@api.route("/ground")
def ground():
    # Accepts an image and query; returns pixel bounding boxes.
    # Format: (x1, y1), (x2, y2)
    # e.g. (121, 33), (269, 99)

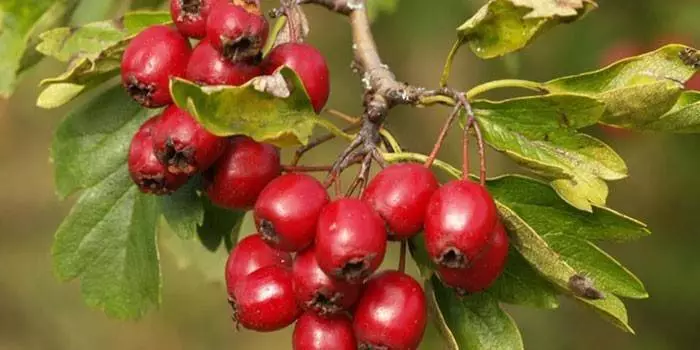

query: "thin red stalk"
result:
(398, 241), (407, 273)
(282, 165), (334, 172)
(425, 104), (461, 168)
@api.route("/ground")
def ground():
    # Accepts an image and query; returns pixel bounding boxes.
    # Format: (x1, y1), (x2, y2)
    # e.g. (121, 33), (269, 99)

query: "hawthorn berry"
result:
(121, 25), (191, 108)
(293, 312), (357, 350)
(263, 43), (330, 114)
(206, 1), (268, 62)
(424, 180), (498, 269)
(292, 247), (360, 316)
(225, 234), (292, 296)
(353, 271), (427, 350)
(315, 198), (387, 283)
(186, 39), (262, 86)
(254, 173), (329, 252)
(151, 105), (227, 175)
(170, 0), (221, 39)
(128, 116), (188, 195)
(362, 163), (439, 240)
(206, 136), (281, 210)
(437, 222), (509, 294)
(230, 265), (300, 332)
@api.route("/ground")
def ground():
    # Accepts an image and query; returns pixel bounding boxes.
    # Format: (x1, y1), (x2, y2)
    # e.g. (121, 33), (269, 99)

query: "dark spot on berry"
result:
(221, 35), (261, 62)
(180, 0), (202, 14)
(124, 75), (156, 108)
(337, 256), (372, 282)
(359, 343), (389, 350)
(438, 247), (467, 268)
(158, 137), (197, 174)
(308, 291), (343, 315)
(258, 219), (281, 244)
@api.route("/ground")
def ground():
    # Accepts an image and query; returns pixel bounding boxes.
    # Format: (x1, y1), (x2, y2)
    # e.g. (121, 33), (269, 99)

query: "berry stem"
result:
(282, 165), (334, 172)
(292, 123), (360, 166)
(424, 103), (461, 168)
(398, 240), (407, 273)
(327, 109), (360, 124)
(462, 117), (470, 180)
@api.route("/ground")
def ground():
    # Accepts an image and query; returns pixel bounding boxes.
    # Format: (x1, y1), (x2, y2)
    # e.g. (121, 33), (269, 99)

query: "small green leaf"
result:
(170, 67), (322, 147)
(489, 249), (560, 309)
(198, 197), (246, 252)
(644, 91), (700, 132)
(428, 276), (524, 350)
(160, 177), (204, 240)
(52, 165), (161, 319)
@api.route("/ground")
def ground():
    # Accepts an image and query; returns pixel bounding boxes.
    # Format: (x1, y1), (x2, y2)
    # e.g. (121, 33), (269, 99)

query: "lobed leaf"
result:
(644, 91), (700, 133)
(160, 178), (205, 240)
(197, 197), (246, 252)
(489, 249), (560, 309)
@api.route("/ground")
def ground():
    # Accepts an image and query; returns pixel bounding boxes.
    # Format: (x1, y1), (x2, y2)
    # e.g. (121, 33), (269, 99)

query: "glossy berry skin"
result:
(353, 271), (427, 350)
(128, 116), (188, 195)
(206, 136), (281, 210)
(315, 199), (387, 283)
(170, 0), (221, 39)
(424, 180), (498, 269)
(254, 173), (329, 252)
(292, 247), (361, 315)
(206, 2), (268, 62)
(186, 39), (262, 86)
(438, 222), (509, 294)
(231, 265), (300, 332)
(225, 234), (292, 296)
(121, 25), (191, 108)
(263, 43), (330, 114)
(362, 163), (439, 240)
(151, 105), (226, 175)
(293, 312), (357, 350)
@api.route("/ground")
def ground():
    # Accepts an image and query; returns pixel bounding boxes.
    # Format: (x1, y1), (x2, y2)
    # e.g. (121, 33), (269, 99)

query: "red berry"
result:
(254, 173), (329, 252)
(186, 39), (262, 86)
(424, 180), (498, 269)
(225, 234), (293, 296)
(230, 265), (300, 332)
(353, 271), (427, 350)
(151, 105), (226, 175)
(206, 136), (281, 210)
(128, 116), (188, 194)
(315, 199), (387, 283)
(121, 25), (191, 108)
(292, 247), (361, 315)
(293, 312), (357, 350)
(206, 2), (268, 62)
(263, 43), (330, 114)
(437, 222), (509, 294)
(170, 0), (221, 38)
(362, 163), (439, 240)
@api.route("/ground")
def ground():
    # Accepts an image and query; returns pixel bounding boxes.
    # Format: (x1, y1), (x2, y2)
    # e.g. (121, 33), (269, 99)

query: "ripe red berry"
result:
(353, 271), (427, 350)
(206, 2), (268, 62)
(128, 116), (188, 195)
(437, 222), (509, 294)
(225, 234), (293, 296)
(230, 265), (300, 332)
(362, 163), (439, 240)
(121, 25), (191, 108)
(293, 312), (357, 350)
(315, 198), (387, 283)
(151, 105), (226, 175)
(424, 180), (498, 269)
(170, 0), (221, 38)
(292, 247), (361, 315)
(186, 39), (262, 86)
(254, 173), (329, 252)
(206, 136), (281, 210)
(263, 43), (330, 114)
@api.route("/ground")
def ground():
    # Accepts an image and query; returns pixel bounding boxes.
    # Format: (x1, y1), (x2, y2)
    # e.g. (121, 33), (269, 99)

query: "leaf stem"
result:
(440, 40), (463, 88)
(466, 79), (547, 99)
(382, 152), (462, 179)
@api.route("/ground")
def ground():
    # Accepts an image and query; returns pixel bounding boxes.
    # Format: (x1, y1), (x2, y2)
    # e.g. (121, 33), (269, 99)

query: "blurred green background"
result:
(2, 0), (700, 349)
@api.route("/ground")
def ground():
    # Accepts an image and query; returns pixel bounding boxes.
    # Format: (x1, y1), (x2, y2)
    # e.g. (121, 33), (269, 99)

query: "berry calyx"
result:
(353, 271), (427, 350)
(170, 0), (220, 39)
(128, 116), (188, 195)
(437, 222), (509, 294)
(121, 25), (191, 108)
(254, 173), (329, 252)
(263, 43), (330, 114)
(206, 2), (269, 62)
(293, 312), (357, 350)
(186, 39), (262, 86)
(205, 136), (281, 210)
(315, 198), (387, 283)
(292, 247), (360, 316)
(225, 234), (293, 296)
(230, 265), (300, 332)
(424, 180), (498, 269)
(362, 163), (439, 240)
(151, 105), (227, 175)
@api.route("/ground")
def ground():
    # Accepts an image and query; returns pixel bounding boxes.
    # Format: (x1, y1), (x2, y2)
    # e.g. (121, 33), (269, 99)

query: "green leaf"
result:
(367, 0), (400, 21)
(52, 165), (161, 319)
(160, 177), (204, 240)
(489, 249), (560, 309)
(51, 84), (153, 198)
(455, 0), (596, 59)
(198, 197), (246, 252)
(170, 67), (322, 147)
(644, 91), (700, 133)
(0, 0), (79, 97)
(427, 276), (524, 350)
(545, 45), (699, 128)
(36, 11), (171, 108)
